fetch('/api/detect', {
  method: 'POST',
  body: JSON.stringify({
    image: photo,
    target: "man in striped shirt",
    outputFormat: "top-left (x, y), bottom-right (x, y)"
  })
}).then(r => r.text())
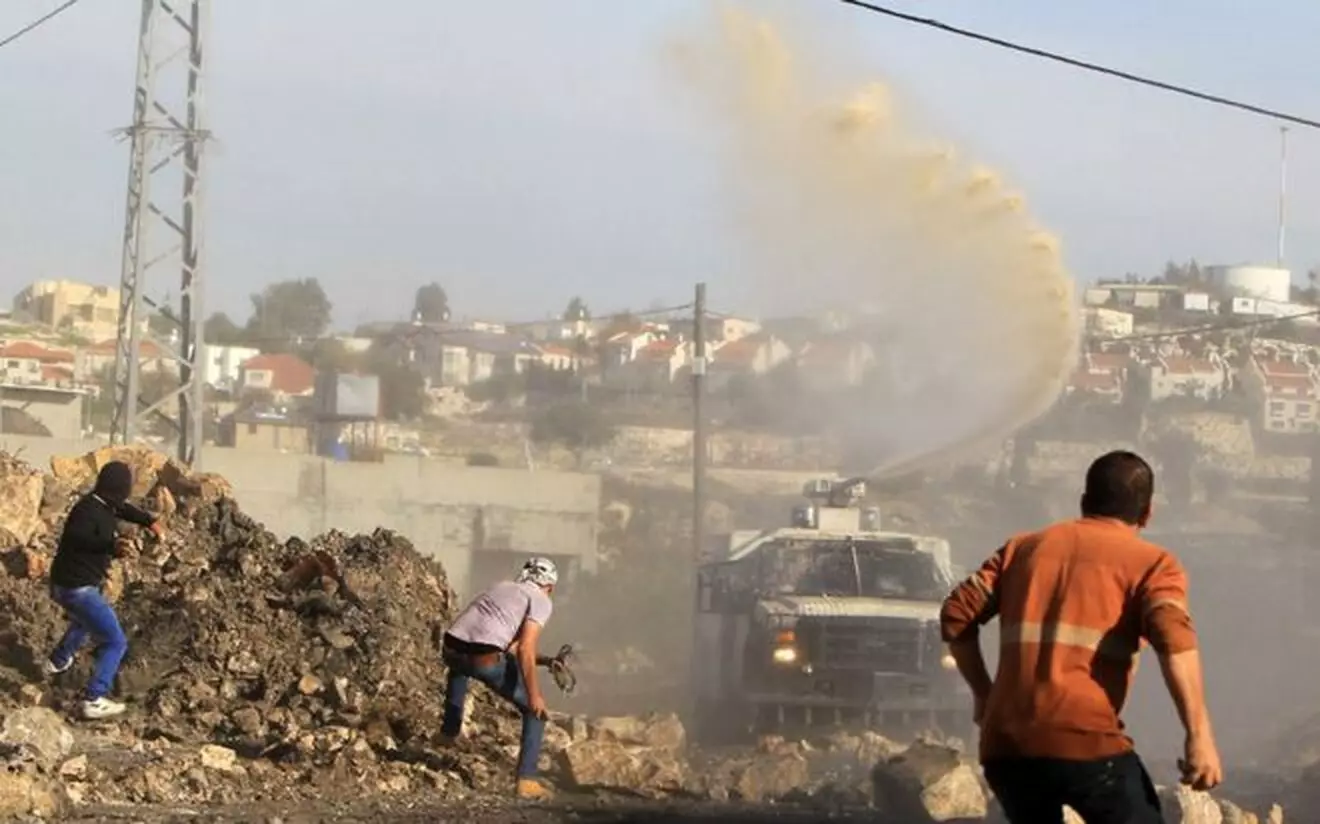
top-left (941, 450), bottom-right (1222, 823)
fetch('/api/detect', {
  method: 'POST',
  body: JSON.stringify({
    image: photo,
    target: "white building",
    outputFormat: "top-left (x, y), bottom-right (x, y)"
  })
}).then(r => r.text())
top-left (1207, 264), bottom-right (1292, 304)
top-left (206, 344), bottom-right (261, 390)
top-left (1149, 355), bottom-right (1227, 402)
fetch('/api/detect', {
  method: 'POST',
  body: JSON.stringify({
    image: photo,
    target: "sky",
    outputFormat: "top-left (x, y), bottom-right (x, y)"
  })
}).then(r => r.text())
top-left (3, 0), bottom-right (1320, 330)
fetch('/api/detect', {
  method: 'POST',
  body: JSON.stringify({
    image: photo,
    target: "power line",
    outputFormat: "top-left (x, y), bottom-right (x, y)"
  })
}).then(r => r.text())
top-left (837, 0), bottom-right (1320, 130)
top-left (1101, 307), bottom-right (1320, 345)
top-left (0, 0), bottom-right (85, 51)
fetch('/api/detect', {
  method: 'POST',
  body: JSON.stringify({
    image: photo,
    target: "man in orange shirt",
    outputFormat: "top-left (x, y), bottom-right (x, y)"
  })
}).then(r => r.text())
top-left (941, 450), bottom-right (1222, 823)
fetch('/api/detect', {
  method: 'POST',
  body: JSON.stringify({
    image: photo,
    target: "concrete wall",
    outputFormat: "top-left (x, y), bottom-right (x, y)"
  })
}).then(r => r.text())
top-left (0, 435), bottom-right (600, 598)
top-left (0, 389), bottom-right (83, 440)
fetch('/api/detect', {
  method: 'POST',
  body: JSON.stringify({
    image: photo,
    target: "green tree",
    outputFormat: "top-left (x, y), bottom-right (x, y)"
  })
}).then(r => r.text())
top-left (563, 296), bottom-right (590, 322)
top-left (246, 279), bottom-right (332, 345)
top-left (529, 400), bottom-right (616, 464)
top-left (412, 283), bottom-right (450, 324)
top-left (204, 312), bottom-right (245, 345)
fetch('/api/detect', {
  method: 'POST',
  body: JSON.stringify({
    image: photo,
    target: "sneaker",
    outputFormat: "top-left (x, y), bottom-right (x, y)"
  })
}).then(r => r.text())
top-left (42, 656), bottom-right (73, 676)
top-left (435, 732), bottom-right (459, 748)
top-left (81, 697), bottom-right (126, 720)
top-left (514, 778), bottom-right (553, 801)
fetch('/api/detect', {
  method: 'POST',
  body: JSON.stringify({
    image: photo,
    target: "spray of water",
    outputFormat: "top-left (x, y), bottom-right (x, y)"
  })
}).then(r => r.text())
top-left (672, 7), bottom-right (1081, 477)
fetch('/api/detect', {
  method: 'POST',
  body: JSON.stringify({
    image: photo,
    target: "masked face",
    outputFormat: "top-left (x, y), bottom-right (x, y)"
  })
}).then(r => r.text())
top-left (93, 461), bottom-right (133, 505)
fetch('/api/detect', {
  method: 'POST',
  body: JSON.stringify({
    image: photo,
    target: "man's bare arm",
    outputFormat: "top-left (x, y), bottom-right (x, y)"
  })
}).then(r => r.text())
top-left (515, 619), bottom-right (546, 710)
top-left (1156, 649), bottom-right (1212, 739)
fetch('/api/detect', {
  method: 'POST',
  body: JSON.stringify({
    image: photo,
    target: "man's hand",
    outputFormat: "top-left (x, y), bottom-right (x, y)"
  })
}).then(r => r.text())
top-left (1179, 732), bottom-right (1223, 791)
top-left (528, 693), bottom-right (549, 720)
top-left (148, 521), bottom-right (165, 540)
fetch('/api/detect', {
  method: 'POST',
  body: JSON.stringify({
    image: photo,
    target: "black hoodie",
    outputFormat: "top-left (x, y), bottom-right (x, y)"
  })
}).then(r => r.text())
top-left (49, 462), bottom-right (156, 589)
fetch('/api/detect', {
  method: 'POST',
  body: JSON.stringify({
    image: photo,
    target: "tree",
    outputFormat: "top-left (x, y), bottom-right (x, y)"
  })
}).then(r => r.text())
top-left (563, 296), bottom-right (590, 322)
top-left (246, 279), bottom-right (332, 345)
top-left (204, 312), bottom-right (245, 345)
top-left (529, 400), bottom-right (616, 463)
top-left (412, 283), bottom-right (450, 324)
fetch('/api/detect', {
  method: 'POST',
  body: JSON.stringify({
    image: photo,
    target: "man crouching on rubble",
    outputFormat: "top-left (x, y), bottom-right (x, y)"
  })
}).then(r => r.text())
top-left (941, 450), bottom-right (1222, 823)
top-left (440, 556), bottom-right (558, 800)
top-left (45, 461), bottom-right (164, 720)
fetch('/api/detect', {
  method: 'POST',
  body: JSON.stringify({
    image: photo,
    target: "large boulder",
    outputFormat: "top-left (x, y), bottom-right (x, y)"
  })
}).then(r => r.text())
top-left (0, 469), bottom-right (45, 547)
top-left (871, 739), bottom-right (988, 822)
top-left (730, 750), bottom-right (811, 802)
top-left (556, 737), bottom-right (686, 796)
top-left (590, 713), bottom-right (686, 753)
top-left (0, 709), bottom-right (74, 771)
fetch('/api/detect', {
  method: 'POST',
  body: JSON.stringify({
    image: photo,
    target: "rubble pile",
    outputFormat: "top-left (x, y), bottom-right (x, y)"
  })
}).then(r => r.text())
top-left (0, 446), bottom-right (530, 805)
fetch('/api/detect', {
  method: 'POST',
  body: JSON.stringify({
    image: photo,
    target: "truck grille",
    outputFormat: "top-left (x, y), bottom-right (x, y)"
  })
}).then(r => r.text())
top-left (799, 618), bottom-right (924, 674)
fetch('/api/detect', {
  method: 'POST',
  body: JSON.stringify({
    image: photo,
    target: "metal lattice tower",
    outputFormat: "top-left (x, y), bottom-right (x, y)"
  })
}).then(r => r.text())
top-left (110, 0), bottom-right (211, 467)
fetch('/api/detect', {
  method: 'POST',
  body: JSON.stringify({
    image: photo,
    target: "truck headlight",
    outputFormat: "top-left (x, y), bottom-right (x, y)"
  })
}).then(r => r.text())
top-left (772, 646), bottom-right (798, 665)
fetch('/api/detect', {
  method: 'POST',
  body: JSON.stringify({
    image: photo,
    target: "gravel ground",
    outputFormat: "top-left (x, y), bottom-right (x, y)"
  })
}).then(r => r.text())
top-left (65, 796), bottom-right (894, 823)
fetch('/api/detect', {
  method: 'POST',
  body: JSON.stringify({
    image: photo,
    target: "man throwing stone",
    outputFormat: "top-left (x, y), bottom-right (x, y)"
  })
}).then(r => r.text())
top-left (440, 556), bottom-right (558, 800)
top-left (941, 450), bottom-right (1222, 823)
top-left (46, 461), bottom-right (164, 720)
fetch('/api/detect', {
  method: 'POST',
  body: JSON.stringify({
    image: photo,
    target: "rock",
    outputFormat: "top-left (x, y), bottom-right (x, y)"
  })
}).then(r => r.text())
top-left (298, 674), bottom-right (324, 695)
top-left (0, 471), bottom-right (46, 546)
top-left (731, 751), bottom-right (810, 802)
top-left (231, 707), bottom-right (265, 737)
top-left (557, 737), bottom-right (685, 795)
top-left (591, 713), bottom-right (686, 753)
top-left (1064, 807), bottom-right (1085, 824)
top-left (871, 739), bottom-right (988, 822)
top-left (1, 708), bottom-right (74, 770)
top-left (59, 755), bottom-right (88, 781)
top-left (1, 546), bottom-right (49, 580)
top-left (0, 771), bottom-right (63, 818)
top-left (1267, 805), bottom-right (1284, 824)
top-left (559, 738), bottom-right (638, 789)
top-left (1160, 785), bottom-right (1223, 823)
top-left (199, 744), bottom-right (239, 773)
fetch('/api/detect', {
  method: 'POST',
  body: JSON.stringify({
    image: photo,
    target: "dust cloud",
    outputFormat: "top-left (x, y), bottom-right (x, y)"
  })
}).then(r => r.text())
top-left (670, 6), bottom-right (1080, 477)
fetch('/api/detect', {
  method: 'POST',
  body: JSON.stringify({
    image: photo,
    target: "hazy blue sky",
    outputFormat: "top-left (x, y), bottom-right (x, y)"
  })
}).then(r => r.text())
top-left (3, 0), bottom-right (1319, 329)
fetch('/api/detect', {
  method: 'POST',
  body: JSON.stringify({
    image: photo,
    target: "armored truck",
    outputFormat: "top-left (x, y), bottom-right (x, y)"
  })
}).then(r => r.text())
top-left (692, 478), bottom-right (972, 741)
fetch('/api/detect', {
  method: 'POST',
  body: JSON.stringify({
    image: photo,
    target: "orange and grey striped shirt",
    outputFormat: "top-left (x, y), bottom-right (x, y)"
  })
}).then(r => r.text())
top-left (940, 516), bottom-right (1197, 762)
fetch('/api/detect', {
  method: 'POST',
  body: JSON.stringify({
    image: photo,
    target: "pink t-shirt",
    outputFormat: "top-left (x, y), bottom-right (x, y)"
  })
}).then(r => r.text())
top-left (447, 580), bottom-right (553, 650)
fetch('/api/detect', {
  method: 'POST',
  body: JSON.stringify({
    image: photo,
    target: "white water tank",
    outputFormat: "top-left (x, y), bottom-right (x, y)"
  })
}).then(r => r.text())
top-left (1206, 264), bottom-right (1292, 303)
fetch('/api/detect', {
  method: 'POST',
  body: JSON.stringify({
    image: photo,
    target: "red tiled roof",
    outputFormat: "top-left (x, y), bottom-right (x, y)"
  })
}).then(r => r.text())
top-left (1263, 373), bottom-right (1316, 397)
top-left (1070, 370), bottom-right (1122, 394)
top-left (539, 344), bottom-right (574, 357)
top-left (1257, 358), bottom-right (1310, 377)
top-left (1084, 352), bottom-right (1129, 374)
top-left (0, 341), bottom-right (74, 363)
top-left (1159, 357), bottom-right (1218, 375)
top-left (240, 353), bottom-right (315, 395)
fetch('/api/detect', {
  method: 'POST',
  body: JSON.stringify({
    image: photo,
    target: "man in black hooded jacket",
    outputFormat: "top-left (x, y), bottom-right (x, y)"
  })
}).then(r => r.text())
top-left (46, 461), bottom-right (163, 719)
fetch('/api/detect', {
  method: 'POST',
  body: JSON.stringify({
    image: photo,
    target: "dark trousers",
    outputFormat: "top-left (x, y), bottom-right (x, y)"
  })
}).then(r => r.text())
top-left (983, 752), bottom-right (1163, 824)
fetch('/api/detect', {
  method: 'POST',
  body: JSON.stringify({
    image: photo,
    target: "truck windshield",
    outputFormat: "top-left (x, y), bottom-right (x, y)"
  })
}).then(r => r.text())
top-left (765, 539), bottom-right (946, 600)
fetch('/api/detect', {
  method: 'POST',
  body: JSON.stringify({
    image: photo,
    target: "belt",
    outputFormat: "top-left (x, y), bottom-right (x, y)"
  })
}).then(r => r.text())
top-left (443, 641), bottom-right (504, 669)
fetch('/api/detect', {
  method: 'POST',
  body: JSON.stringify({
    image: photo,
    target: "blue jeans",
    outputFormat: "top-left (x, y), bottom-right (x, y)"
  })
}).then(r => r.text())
top-left (49, 585), bottom-right (127, 701)
top-left (441, 651), bottom-right (544, 778)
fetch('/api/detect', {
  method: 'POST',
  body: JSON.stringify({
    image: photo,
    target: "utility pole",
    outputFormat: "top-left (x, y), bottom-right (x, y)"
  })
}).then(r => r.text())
top-left (110, 0), bottom-right (211, 467)
top-left (1278, 125), bottom-right (1289, 268)
top-left (692, 283), bottom-right (708, 568)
